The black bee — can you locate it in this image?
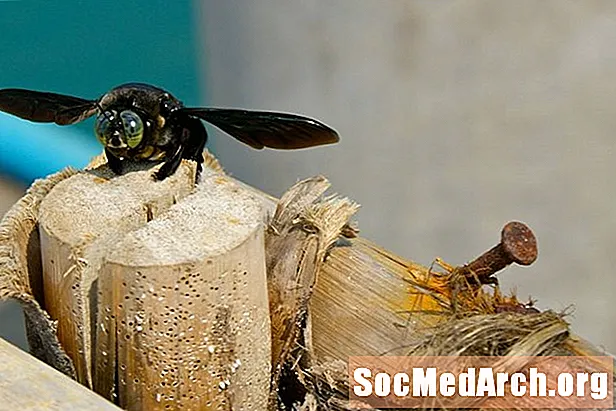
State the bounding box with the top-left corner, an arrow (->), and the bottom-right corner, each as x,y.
0,83 -> 339,180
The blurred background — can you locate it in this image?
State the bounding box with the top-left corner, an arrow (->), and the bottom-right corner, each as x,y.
1,1 -> 616,354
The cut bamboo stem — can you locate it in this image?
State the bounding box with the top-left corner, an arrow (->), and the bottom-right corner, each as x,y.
38,157 -> 271,410
94,171 -> 270,410
38,162 -> 196,386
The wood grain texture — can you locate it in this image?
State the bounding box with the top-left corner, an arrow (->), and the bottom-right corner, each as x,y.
94,172 -> 270,410
0,337 -> 121,411
37,156 -> 270,410
38,161 -> 197,387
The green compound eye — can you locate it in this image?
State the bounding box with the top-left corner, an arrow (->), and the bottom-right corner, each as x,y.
120,110 -> 144,148
94,111 -> 114,145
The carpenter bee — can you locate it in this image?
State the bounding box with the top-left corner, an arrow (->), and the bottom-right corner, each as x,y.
0,83 -> 339,180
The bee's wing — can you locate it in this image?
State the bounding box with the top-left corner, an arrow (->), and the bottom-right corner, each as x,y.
0,88 -> 97,125
179,107 -> 339,149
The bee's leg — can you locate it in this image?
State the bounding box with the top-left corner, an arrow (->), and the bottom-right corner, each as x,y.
153,144 -> 185,181
105,148 -> 123,175
182,117 -> 208,181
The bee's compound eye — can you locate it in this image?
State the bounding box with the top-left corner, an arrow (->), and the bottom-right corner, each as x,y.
120,110 -> 144,148
94,111 -> 114,145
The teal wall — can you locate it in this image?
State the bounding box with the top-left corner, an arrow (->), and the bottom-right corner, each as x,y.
0,0 -> 202,181
0,0 -> 203,348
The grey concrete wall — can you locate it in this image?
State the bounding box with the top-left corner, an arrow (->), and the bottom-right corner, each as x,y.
199,1 -> 616,351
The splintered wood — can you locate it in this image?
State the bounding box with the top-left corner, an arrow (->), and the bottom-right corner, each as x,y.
0,168 -> 82,378
264,176 -> 359,403
38,159 -> 271,410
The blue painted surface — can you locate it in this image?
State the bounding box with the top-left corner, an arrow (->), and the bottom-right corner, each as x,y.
0,0 -> 202,183
0,113 -> 101,182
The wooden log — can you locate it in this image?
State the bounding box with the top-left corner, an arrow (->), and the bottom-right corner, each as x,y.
0,337 -> 121,410
94,170 -> 270,410
38,161 -> 196,386
38,158 -> 271,410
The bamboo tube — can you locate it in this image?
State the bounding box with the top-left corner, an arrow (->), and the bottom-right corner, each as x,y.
38,156 -> 272,409
94,172 -> 271,410
38,162 -> 196,386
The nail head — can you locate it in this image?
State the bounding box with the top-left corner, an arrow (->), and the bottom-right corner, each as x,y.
501,221 -> 538,266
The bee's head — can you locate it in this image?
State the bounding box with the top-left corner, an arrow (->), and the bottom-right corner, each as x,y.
94,108 -> 144,152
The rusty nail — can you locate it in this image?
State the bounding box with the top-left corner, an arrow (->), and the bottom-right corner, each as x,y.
460,221 -> 538,283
